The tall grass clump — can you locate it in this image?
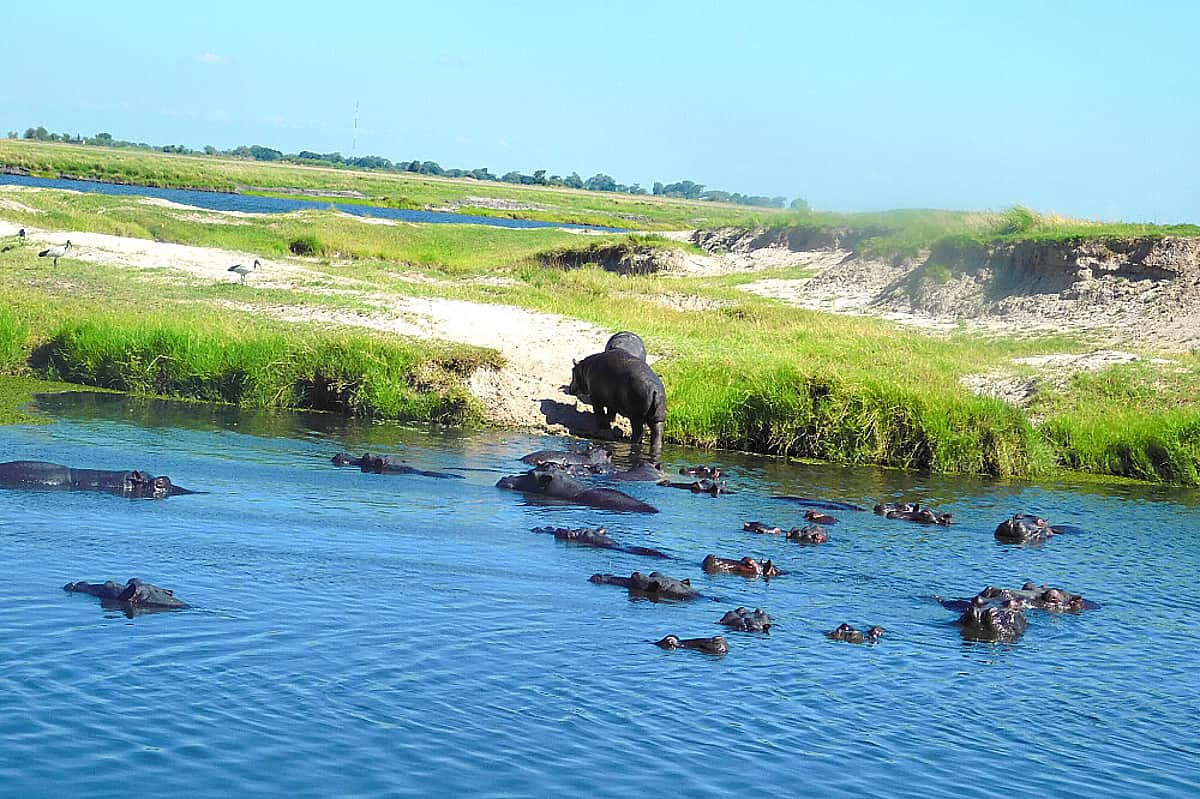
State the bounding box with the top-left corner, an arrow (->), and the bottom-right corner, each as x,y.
33,318 -> 499,425
1040,408 -> 1200,485
0,307 -> 29,373
660,358 -> 1048,478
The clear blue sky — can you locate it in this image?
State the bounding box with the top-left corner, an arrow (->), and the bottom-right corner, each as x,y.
4,1 -> 1197,222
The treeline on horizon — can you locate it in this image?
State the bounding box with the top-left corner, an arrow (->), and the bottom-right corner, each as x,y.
10,125 -> 808,211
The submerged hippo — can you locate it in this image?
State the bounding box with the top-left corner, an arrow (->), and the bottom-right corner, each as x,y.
0,461 -> 195,499
606,331 -> 648,361
659,478 -> 735,496
939,583 -> 1096,614
498,466 -> 658,513
679,465 -> 722,479
654,635 -> 727,655
718,607 -> 773,633
519,444 -> 614,475
874,500 -> 952,526
64,578 -> 189,616
608,461 -> 667,482
531,526 -> 670,558
331,452 -> 463,479
567,349 -> 666,459
826,623 -> 885,644
589,571 -> 699,601
952,595 -> 1028,642
785,524 -> 829,544
994,514 -> 1078,544
774,496 -> 866,512
804,509 -> 837,525
702,554 -> 782,578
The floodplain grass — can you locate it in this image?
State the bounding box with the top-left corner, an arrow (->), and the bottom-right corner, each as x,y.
0,139 -> 788,230
5,172 -> 1200,483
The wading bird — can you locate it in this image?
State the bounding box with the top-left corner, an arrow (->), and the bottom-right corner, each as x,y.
228,259 -> 260,285
38,239 -> 71,266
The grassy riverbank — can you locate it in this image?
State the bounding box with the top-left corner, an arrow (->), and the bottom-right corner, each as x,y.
3,157 -> 1200,485
0,139 -> 792,231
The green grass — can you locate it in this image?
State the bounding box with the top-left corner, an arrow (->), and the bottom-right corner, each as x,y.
6,154 -> 1200,484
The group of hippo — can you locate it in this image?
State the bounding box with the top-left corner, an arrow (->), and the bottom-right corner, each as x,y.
1,332 -> 1094,644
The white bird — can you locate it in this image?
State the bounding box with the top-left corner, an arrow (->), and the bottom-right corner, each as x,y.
229,258 -> 260,285
38,239 -> 71,267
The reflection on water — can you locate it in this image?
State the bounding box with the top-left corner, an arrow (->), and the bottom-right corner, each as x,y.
0,392 -> 1197,798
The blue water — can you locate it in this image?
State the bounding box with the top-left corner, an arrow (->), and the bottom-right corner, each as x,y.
1,393 -> 1197,798
0,173 -> 622,231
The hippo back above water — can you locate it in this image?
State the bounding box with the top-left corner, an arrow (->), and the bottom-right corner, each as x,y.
0,460 -> 195,499
568,349 -> 666,459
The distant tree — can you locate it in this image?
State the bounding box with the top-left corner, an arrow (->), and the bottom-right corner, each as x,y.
660,180 -> 704,199
501,171 -> 523,184
532,169 -> 547,185
583,173 -> 617,192
350,155 -> 392,169
7,131 -> 16,139
406,160 -> 421,172
204,145 -> 217,155
248,145 -> 283,161
627,183 -> 646,195
564,172 -> 583,189
652,181 -> 664,196
94,132 -> 113,145
467,167 -> 496,181
701,190 -> 731,203
790,197 -> 810,212
418,161 -> 444,175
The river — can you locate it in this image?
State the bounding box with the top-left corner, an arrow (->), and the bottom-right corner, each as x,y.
0,393 -> 1196,798
0,174 -> 622,231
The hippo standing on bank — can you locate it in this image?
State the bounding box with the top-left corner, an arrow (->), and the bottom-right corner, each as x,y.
497,465 -> 658,513
567,348 -> 666,459
64,578 -> 189,616
0,461 -> 196,499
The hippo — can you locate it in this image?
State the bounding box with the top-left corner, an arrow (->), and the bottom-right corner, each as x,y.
531,526 -> 671,558
702,554 -> 782,578
331,452 -> 463,479
743,520 -> 784,535
785,524 -> 829,544
497,466 -> 658,513
519,444 -> 614,475
994,514 -> 1077,544
654,635 -> 728,655
939,583 -> 1096,614
826,623 -> 885,644
874,501 -> 952,525
804,509 -> 837,525
0,460 -> 196,499
953,595 -> 1028,642
588,571 -> 699,601
567,349 -> 666,459
718,607 -> 773,633
607,461 -> 667,482
659,478 -> 735,496
605,331 -> 648,361
64,578 -> 188,616
679,465 -> 722,479
774,496 -> 866,512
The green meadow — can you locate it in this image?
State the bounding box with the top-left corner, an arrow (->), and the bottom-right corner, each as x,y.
3,143 -> 1200,485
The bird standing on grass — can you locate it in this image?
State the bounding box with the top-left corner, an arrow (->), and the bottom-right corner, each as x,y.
38,239 -> 71,267
229,259 -> 260,285
17,228 -> 25,242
